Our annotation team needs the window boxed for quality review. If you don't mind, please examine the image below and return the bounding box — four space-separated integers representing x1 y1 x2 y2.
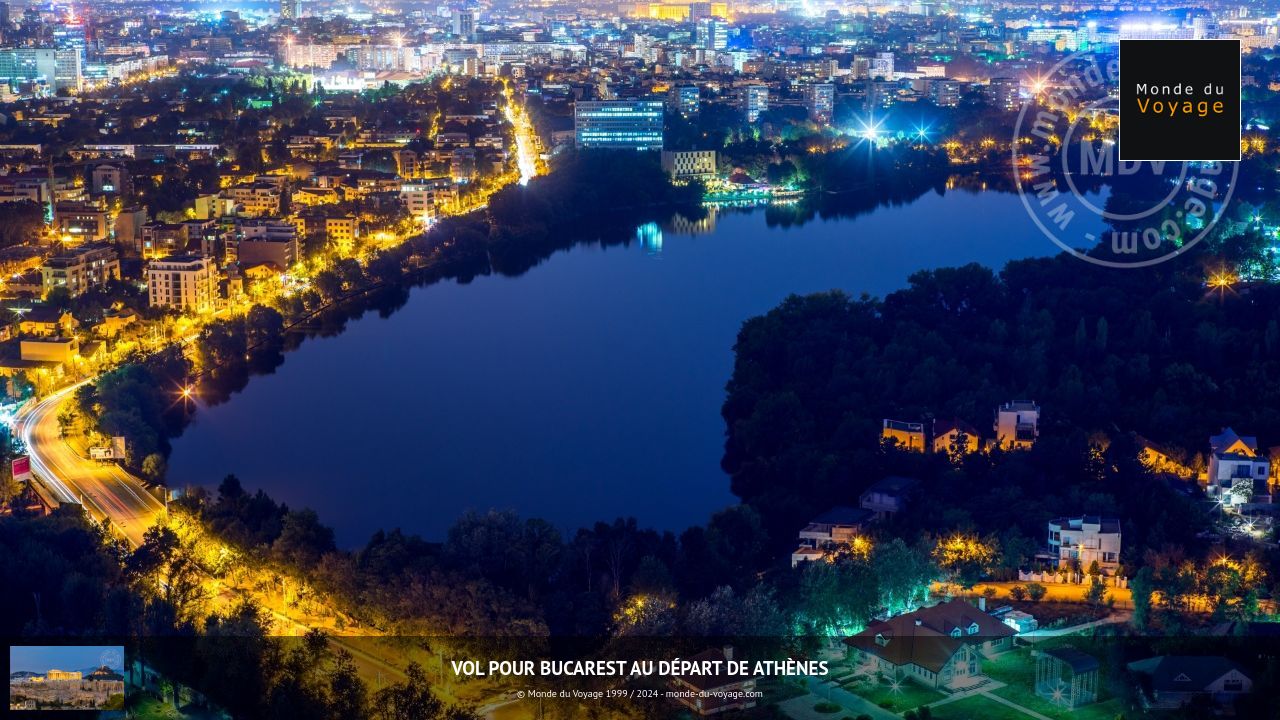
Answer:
950 628 961 638
968 623 979 635
1224 677 1243 692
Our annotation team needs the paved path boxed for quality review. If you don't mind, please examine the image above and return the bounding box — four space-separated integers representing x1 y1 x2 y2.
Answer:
982 691 1054 720
784 676 901 720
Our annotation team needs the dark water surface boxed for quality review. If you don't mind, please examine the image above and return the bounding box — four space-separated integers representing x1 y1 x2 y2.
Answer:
169 189 1107 545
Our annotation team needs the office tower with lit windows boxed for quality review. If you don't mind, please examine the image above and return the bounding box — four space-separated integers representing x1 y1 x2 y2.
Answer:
280 0 301 20
696 18 728 51
574 100 664 151
0 48 57 94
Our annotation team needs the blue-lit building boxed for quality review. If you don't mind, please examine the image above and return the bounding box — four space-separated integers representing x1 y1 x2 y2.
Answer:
669 85 700 117
574 100 664 151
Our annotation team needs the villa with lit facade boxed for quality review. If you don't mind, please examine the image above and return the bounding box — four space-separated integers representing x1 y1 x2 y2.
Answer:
845 599 1015 692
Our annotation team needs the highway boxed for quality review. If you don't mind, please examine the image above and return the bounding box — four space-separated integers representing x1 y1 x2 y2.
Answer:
16 381 166 548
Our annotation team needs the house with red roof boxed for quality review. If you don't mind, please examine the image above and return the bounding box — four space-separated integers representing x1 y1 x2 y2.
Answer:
844 599 1014 691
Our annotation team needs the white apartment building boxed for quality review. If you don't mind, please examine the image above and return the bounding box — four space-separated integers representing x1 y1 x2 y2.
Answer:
147 255 217 313
1047 516 1121 576
994 400 1039 449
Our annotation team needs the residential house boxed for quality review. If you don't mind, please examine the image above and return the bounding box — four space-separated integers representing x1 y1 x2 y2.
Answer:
1046 516 1121 577
1207 428 1270 508
882 418 926 452
18 306 78 337
92 307 137 339
860 476 919 520
932 418 981 454
668 646 757 715
994 401 1039 449
791 506 872 567
1127 656 1252 710
845 599 1015 691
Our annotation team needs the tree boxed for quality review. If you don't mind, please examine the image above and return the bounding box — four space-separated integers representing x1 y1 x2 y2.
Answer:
1025 582 1047 603
1131 566 1154 630
932 533 997 591
328 649 369 720
0 200 44 248
141 453 167 483
797 556 879 636
372 662 443 720
871 538 935 615
272 509 337 570
1084 576 1108 607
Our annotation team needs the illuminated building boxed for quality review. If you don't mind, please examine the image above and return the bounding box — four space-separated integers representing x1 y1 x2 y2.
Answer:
696 17 728 51
0 48 56 94
661 150 716 182
40 243 121 298
791 505 872 567
54 48 82 93
742 84 768 122
574 100 664 151
1046 516 1121 575
993 401 1039 449
668 84 699 116
1206 427 1270 507
53 202 111 242
91 164 128 195
928 78 961 107
44 670 81 681
881 418 925 451
326 215 360 251
232 219 299 268
633 2 729 21
846 600 1015 691
805 82 834 122
146 255 217 313
452 9 476 41
988 76 1020 110
871 51 894 80
280 0 301 20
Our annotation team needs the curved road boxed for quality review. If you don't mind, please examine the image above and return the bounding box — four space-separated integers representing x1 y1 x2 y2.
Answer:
14 383 410 683
16 381 165 548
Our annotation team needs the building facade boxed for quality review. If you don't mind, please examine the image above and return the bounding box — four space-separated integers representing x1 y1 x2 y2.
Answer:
1047 516 1122 576
40 243 120 297
574 100 665 151
147 255 217 313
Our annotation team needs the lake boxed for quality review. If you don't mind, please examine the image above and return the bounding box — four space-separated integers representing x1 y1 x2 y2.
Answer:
168 188 1108 546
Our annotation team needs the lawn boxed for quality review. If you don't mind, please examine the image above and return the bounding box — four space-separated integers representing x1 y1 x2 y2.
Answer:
930 695 1036 720
982 642 1127 720
843 676 946 713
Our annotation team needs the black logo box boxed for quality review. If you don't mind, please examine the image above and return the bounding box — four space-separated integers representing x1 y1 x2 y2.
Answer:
1118 38 1241 162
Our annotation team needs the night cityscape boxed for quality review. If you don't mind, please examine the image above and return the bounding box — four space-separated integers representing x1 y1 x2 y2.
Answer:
0 0 1279 718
